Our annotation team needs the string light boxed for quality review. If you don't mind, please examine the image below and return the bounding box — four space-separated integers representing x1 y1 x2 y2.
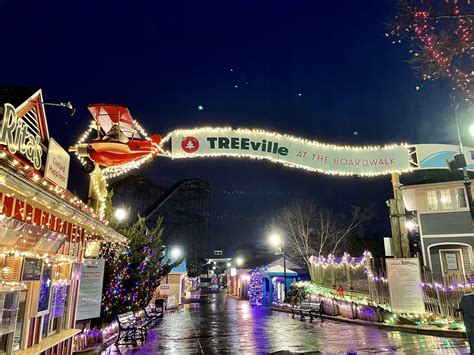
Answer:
161 127 413 177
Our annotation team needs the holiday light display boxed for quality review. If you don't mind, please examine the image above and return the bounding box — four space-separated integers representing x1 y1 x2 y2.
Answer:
388 0 472 101
248 268 264 305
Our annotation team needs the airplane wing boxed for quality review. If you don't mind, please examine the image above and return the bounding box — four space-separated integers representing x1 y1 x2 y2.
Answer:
87 103 140 138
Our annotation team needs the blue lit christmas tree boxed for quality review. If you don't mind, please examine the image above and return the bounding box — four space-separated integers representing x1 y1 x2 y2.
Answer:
248 268 263 305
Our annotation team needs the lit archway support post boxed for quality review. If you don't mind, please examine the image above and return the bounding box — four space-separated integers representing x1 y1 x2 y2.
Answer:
389 172 410 258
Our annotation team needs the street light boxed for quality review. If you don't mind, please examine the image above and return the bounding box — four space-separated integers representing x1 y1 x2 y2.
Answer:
235 257 244 267
268 233 282 248
114 207 128 222
405 220 416 231
469 123 474 137
170 246 182 260
453 99 474 219
268 232 287 297
166 246 183 283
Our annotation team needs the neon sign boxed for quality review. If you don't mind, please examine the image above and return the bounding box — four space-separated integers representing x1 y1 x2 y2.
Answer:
0 103 43 170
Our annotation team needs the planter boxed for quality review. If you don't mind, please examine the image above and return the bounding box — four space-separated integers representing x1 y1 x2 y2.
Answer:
356 304 380 322
337 300 356 319
321 298 337 316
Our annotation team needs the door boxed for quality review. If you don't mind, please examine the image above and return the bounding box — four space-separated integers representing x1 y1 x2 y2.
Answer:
439 249 465 276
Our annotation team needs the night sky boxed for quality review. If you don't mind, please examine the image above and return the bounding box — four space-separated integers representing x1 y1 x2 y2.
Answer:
2 1 468 253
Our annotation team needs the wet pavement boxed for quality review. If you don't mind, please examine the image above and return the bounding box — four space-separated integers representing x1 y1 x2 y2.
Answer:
104 291 470 354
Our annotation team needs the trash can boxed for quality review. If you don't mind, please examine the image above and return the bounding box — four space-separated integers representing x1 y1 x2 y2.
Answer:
460 293 474 352
155 298 165 318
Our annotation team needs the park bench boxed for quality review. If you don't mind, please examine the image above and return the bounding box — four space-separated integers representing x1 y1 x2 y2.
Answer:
291 301 324 323
144 306 163 327
115 311 149 346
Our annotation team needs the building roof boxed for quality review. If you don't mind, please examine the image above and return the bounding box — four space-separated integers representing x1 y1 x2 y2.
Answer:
401 169 474 187
240 254 308 274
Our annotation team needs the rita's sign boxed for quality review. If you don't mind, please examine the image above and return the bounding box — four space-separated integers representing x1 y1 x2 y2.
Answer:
0 88 70 189
0 103 43 170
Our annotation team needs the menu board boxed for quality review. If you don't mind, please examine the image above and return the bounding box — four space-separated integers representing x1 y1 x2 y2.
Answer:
76 259 105 320
386 258 425 313
22 258 42 281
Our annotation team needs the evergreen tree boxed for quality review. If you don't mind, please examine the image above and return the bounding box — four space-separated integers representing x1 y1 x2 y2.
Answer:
98 191 176 323
248 268 264 305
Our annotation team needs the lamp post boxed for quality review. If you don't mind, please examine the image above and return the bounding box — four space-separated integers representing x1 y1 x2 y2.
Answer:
166 246 183 284
453 100 474 220
114 207 128 222
268 232 287 296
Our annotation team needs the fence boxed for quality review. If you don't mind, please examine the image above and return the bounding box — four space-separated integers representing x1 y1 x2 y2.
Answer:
309 252 373 294
421 271 473 318
309 253 473 318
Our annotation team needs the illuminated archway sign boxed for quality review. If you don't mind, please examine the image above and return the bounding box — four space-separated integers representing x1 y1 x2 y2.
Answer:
161 127 474 177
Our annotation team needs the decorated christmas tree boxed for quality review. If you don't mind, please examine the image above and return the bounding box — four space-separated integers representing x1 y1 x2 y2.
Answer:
98 191 176 323
248 268 263 305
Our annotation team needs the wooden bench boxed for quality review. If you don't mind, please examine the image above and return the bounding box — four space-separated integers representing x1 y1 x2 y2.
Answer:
144 306 163 327
291 301 324 323
115 311 148 347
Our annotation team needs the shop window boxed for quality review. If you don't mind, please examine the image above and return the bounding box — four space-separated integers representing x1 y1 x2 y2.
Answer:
42 314 49 339
50 284 69 335
439 189 453 209
12 290 26 351
456 188 467 208
427 190 438 210
426 188 467 211
0 333 9 354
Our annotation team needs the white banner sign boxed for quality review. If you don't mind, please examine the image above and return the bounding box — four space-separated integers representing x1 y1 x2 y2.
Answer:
77 259 105 321
414 144 474 171
386 258 425 313
169 128 411 176
44 138 70 189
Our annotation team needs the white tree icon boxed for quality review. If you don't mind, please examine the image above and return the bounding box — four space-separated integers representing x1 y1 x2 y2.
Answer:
185 140 195 150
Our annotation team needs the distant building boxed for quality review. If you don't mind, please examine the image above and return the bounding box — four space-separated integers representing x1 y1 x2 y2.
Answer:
227 255 310 304
402 178 473 279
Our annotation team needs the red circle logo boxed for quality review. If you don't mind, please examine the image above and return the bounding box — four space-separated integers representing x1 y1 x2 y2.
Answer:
181 136 199 153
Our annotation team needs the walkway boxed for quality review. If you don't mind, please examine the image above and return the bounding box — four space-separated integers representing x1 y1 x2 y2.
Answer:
104 291 470 354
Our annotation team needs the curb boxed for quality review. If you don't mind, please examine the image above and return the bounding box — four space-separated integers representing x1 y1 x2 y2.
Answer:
270 307 468 340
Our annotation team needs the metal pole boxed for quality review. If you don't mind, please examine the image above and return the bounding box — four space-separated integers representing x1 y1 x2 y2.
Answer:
454 102 474 220
282 236 287 296
283 253 287 296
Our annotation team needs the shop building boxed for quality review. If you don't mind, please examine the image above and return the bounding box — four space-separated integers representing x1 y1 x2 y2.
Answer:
227 256 310 303
402 178 473 279
0 87 126 354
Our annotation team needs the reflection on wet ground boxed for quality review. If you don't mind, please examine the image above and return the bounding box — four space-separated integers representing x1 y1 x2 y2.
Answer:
104 291 470 354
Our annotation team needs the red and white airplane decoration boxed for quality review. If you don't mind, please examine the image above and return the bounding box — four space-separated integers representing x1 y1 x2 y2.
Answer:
69 104 161 173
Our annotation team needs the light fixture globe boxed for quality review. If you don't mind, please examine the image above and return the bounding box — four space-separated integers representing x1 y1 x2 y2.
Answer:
170 247 182 259
114 207 128 221
268 233 282 247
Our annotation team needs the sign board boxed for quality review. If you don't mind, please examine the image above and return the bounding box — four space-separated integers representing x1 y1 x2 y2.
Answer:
159 284 171 296
76 259 105 320
386 258 425 313
21 258 42 281
383 237 393 257
414 144 474 171
0 103 44 170
445 253 459 270
44 138 70 189
166 295 176 309
170 128 411 176
168 128 474 176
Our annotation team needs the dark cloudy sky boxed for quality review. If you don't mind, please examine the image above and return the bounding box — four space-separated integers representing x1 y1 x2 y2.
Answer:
1 1 468 253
